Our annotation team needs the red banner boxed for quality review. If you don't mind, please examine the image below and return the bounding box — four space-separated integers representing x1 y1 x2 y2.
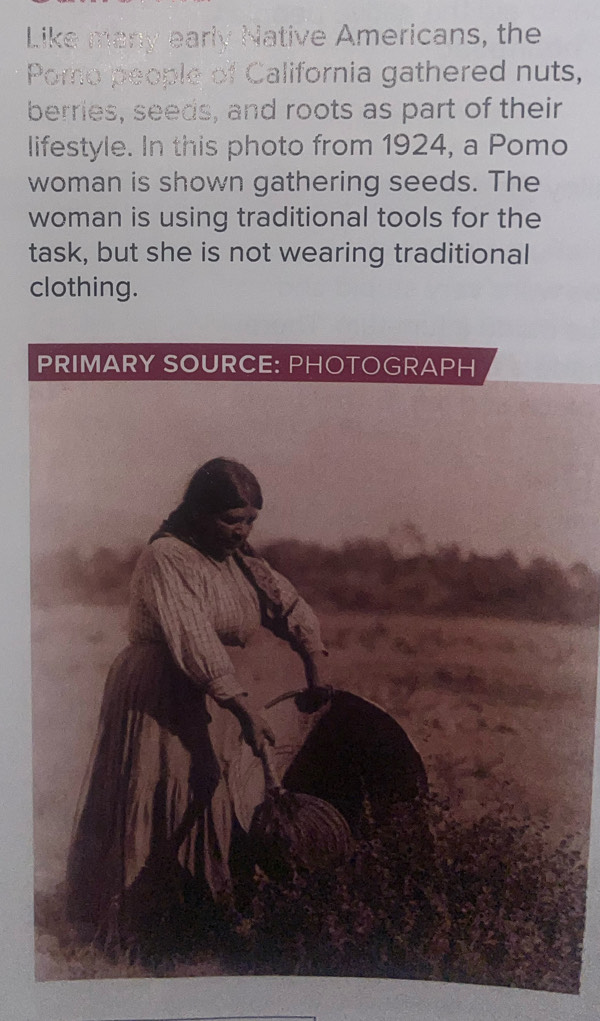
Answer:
29 343 496 385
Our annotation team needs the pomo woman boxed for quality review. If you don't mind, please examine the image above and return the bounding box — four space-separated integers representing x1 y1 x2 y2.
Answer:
66 458 326 949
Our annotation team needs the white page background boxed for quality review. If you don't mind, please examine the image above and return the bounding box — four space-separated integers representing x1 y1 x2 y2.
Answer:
2 2 600 1018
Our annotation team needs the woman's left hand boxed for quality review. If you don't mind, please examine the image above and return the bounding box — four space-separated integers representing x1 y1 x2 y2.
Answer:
304 651 329 690
298 652 333 711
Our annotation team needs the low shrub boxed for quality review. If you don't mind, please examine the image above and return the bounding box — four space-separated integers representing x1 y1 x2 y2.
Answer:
36 798 587 991
230 797 587 992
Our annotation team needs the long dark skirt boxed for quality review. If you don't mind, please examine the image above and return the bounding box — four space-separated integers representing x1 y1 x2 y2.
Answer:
66 643 240 951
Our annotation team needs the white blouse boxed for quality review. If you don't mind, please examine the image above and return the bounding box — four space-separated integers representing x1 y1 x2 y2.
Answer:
128 536 324 701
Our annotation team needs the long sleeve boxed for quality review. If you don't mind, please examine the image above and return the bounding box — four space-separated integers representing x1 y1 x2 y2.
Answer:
134 542 247 701
259 560 326 657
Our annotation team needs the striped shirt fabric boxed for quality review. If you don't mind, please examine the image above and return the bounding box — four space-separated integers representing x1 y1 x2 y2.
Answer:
128 536 324 701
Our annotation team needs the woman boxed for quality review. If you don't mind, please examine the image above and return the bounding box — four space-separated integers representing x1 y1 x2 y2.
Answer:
66 458 326 951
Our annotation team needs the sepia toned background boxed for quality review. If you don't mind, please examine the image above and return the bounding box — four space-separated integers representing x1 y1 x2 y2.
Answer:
30 380 600 988
30 380 600 565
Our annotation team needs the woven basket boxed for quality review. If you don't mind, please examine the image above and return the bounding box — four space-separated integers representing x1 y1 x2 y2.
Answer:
248 747 353 874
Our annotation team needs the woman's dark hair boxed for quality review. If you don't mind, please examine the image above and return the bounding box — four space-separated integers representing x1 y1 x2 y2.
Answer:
152 458 263 545
182 458 263 515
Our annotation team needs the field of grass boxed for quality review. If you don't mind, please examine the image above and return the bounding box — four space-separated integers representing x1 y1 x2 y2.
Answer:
31 602 597 987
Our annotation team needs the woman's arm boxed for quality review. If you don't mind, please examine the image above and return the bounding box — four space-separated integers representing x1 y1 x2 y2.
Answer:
299 647 328 689
253 560 332 699
216 693 275 757
251 560 327 665
140 542 245 700
138 542 278 755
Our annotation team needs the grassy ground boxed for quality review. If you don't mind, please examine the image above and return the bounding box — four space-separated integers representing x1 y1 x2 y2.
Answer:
31 603 597 985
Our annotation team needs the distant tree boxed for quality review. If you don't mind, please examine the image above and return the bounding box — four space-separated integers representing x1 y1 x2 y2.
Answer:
35 537 600 626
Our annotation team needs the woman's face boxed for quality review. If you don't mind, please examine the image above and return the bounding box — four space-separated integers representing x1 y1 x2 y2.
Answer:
199 504 259 555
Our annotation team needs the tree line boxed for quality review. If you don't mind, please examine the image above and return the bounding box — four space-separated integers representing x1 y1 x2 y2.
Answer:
33 538 599 625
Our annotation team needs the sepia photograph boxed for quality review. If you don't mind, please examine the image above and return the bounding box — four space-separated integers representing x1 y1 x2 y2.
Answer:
29 379 600 992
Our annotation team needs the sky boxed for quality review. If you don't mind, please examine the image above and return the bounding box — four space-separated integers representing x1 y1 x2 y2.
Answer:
29 379 600 569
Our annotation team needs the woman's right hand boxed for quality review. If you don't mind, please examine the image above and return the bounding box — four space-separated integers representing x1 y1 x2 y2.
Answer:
239 708 276 757
221 695 275 757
